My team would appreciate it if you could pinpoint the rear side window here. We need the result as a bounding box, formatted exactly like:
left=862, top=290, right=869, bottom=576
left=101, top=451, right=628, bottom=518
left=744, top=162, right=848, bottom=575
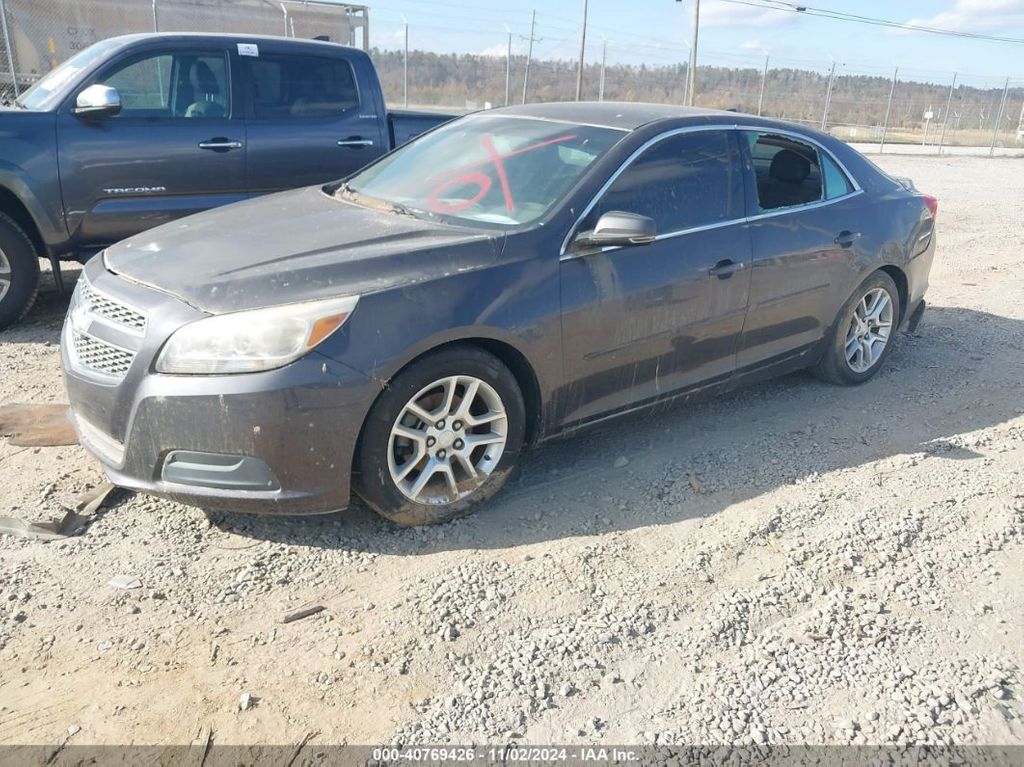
left=581, top=130, right=740, bottom=234
left=245, top=54, right=358, bottom=119
left=746, top=132, right=824, bottom=211
left=821, top=152, right=853, bottom=199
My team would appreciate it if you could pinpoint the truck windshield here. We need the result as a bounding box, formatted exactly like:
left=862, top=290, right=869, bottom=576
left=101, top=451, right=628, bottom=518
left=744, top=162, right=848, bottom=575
left=15, top=39, right=122, bottom=111
left=339, top=114, right=624, bottom=227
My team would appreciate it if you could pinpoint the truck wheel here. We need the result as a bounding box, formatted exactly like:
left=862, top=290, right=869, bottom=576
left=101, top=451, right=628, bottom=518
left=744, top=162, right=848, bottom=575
left=354, top=345, right=526, bottom=526
left=0, top=213, right=41, bottom=331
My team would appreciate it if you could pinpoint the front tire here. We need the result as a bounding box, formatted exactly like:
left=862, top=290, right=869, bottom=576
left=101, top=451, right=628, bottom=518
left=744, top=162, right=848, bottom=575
left=354, top=346, right=526, bottom=526
left=0, top=213, right=41, bottom=331
left=814, top=270, right=900, bottom=385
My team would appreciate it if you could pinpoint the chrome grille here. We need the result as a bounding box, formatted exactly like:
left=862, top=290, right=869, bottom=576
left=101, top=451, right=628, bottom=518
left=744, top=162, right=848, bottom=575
left=81, top=279, right=148, bottom=334
left=72, top=331, right=136, bottom=379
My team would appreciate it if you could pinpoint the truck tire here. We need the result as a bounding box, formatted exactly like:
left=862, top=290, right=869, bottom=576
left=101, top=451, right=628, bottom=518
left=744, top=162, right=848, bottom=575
left=0, top=213, right=41, bottom=331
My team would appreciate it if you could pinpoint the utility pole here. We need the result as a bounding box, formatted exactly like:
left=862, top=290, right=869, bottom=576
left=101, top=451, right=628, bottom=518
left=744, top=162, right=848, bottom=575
left=504, top=25, right=512, bottom=107
left=687, top=0, right=700, bottom=106
left=402, top=16, right=409, bottom=108
left=757, top=54, right=769, bottom=116
left=599, top=35, right=607, bottom=101
left=879, top=66, right=897, bottom=153
left=522, top=9, right=535, bottom=104
left=820, top=60, right=836, bottom=131
left=937, top=72, right=957, bottom=155
left=990, top=76, right=1010, bottom=156
left=575, top=0, right=588, bottom=101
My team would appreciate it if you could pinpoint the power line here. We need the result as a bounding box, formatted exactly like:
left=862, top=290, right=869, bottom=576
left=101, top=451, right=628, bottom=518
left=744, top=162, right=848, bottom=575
left=719, top=0, right=1024, bottom=45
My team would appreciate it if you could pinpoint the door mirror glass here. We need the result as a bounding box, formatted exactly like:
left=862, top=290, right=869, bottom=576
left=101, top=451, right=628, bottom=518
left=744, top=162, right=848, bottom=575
left=576, top=211, right=657, bottom=248
left=74, top=84, right=122, bottom=118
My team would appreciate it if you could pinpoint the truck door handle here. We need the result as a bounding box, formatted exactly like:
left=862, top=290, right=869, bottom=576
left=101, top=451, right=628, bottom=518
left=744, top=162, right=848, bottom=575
left=337, top=137, right=374, bottom=149
left=709, top=259, right=744, bottom=279
left=834, top=230, right=861, bottom=248
left=198, top=138, right=243, bottom=151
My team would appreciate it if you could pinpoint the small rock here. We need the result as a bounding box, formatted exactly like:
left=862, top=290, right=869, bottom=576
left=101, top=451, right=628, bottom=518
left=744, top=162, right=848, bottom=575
left=239, top=692, right=255, bottom=711
left=108, top=575, right=142, bottom=590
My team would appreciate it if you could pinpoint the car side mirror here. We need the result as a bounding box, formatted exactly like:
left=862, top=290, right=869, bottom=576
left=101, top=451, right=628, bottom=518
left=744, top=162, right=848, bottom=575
left=74, top=84, right=122, bottom=119
left=574, top=211, right=657, bottom=249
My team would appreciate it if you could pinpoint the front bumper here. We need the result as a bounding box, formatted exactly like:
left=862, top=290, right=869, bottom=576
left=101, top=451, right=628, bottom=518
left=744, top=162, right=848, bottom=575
left=61, top=259, right=380, bottom=515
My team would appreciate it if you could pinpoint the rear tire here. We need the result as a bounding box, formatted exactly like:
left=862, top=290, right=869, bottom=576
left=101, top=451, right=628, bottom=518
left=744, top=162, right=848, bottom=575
left=0, top=213, right=41, bottom=331
left=813, top=270, right=901, bottom=385
left=354, top=345, right=526, bottom=526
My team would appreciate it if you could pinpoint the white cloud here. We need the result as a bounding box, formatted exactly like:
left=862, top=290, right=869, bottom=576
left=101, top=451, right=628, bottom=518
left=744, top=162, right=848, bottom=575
left=478, top=43, right=513, bottom=58
left=699, top=0, right=798, bottom=28
left=905, top=0, right=1024, bottom=33
left=740, top=38, right=765, bottom=51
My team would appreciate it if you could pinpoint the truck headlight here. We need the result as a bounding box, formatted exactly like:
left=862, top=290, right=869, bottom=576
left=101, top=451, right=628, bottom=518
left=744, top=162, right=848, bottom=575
left=155, top=295, right=359, bottom=375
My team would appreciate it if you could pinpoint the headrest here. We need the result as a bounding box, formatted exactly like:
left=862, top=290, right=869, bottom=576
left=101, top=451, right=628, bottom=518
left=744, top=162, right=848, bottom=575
left=190, top=61, right=219, bottom=96
left=769, top=149, right=811, bottom=184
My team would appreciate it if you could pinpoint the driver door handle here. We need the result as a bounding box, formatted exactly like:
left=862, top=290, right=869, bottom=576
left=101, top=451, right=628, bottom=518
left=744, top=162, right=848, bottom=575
left=337, top=137, right=374, bottom=148
left=198, top=138, right=243, bottom=151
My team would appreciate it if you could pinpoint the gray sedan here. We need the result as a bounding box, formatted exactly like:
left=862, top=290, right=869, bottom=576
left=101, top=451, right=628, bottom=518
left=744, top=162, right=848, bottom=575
left=61, top=103, right=936, bottom=525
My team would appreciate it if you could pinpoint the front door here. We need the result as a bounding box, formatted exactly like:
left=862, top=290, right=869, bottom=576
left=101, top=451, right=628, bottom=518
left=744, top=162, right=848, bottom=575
left=240, top=48, right=386, bottom=193
left=558, top=129, right=753, bottom=426
left=57, top=44, right=247, bottom=249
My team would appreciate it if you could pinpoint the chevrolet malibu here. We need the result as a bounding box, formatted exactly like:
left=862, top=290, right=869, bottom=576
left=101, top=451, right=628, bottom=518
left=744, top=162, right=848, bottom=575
left=61, top=103, right=936, bottom=526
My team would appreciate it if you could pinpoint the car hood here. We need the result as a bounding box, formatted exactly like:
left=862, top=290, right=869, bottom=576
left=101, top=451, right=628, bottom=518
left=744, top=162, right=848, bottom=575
left=104, top=186, right=504, bottom=314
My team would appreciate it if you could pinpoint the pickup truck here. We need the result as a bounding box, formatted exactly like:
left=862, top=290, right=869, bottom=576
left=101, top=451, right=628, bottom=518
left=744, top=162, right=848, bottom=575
left=0, top=32, right=453, bottom=329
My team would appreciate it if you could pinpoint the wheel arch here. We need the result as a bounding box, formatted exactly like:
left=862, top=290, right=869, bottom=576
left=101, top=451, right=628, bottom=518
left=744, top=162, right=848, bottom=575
left=877, top=263, right=909, bottom=324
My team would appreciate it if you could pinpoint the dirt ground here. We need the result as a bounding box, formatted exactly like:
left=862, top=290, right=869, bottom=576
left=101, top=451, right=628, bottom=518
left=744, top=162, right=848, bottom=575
left=0, top=155, right=1022, bottom=750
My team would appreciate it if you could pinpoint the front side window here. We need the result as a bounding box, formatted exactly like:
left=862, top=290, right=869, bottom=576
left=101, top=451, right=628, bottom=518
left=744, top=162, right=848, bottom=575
left=246, top=55, right=359, bottom=119
left=98, top=51, right=230, bottom=119
left=341, top=114, right=624, bottom=227
left=746, top=132, right=824, bottom=211
left=580, top=130, right=739, bottom=235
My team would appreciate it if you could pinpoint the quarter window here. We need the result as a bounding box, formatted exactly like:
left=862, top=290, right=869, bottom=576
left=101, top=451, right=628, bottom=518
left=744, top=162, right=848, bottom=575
left=746, top=132, right=824, bottom=211
left=821, top=152, right=853, bottom=199
left=581, top=130, right=739, bottom=234
left=245, top=54, right=359, bottom=119
left=99, top=51, right=230, bottom=119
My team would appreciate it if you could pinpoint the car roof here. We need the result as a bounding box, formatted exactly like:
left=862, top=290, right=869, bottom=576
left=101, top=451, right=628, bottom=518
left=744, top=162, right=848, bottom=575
left=491, top=102, right=741, bottom=131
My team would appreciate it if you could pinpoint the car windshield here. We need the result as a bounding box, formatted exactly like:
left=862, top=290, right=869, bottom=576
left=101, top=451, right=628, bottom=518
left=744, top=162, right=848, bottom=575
left=339, top=114, right=625, bottom=227
left=15, top=39, right=122, bottom=110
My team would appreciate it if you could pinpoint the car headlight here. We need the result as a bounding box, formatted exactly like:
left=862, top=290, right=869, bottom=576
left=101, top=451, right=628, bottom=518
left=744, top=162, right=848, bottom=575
left=155, top=295, right=359, bottom=375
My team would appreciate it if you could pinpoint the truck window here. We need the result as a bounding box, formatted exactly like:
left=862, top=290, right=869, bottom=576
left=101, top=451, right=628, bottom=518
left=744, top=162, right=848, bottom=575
left=245, top=54, right=359, bottom=119
left=98, top=51, right=230, bottom=119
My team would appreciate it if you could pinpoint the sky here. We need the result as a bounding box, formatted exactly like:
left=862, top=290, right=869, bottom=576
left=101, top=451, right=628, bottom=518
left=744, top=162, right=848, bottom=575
left=360, top=0, right=1024, bottom=85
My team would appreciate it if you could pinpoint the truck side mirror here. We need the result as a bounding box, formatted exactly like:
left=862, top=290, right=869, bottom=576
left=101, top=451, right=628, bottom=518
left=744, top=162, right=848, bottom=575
left=74, top=84, right=122, bottom=119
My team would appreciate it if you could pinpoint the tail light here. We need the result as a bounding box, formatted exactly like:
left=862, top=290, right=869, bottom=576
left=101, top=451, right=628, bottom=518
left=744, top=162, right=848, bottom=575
left=921, top=194, right=938, bottom=219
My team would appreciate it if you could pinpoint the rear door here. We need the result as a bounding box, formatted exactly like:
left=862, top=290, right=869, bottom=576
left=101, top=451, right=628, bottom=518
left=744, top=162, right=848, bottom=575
left=57, top=43, right=246, bottom=249
left=736, top=130, right=866, bottom=369
left=558, top=129, right=752, bottom=425
left=240, top=46, right=386, bottom=193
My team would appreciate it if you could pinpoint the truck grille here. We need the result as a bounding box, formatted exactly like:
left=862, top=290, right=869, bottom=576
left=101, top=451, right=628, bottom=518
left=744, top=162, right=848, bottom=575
left=72, top=331, right=136, bottom=379
left=81, top=279, right=148, bottom=334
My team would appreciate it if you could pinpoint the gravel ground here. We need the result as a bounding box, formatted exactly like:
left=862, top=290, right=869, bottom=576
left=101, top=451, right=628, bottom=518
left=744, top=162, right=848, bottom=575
left=0, top=155, right=1022, bottom=748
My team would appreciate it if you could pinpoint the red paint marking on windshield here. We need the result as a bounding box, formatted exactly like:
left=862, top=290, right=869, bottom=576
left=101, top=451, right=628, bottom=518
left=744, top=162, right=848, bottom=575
left=481, top=135, right=514, bottom=212
left=425, top=171, right=493, bottom=214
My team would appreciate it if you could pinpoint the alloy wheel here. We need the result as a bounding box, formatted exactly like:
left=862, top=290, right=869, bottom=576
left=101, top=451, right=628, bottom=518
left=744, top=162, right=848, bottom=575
left=845, top=287, right=893, bottom=373
left=387, top=375, right=508, bottom=505
left=0, top=249, right=10, bottom=304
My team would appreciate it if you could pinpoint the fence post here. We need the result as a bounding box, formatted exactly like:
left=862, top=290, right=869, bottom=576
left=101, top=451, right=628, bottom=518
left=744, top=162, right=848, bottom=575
left=757, top=54, right=768, bottom=116
left=522, top=9, right=535, bottom=104
left=989, top=77, right=1010, bottom=157
left=937, top=72, right=956, bottom=155
left=879, top=66, right=897, bottom=154
left=0, top=0, right=18, bottom=97
left=820, top=61, right=836, bottom=131
left=152, top=0, right=159, bottom=31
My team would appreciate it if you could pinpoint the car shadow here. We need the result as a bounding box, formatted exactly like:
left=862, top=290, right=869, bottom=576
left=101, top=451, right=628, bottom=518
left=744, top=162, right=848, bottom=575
left=207, top=304, right=1024, bottom=555
left=0, top=263, right=80, bottom=344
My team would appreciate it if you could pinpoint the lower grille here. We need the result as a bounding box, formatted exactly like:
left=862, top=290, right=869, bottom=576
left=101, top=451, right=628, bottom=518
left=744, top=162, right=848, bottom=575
left=73, top=331, right=136, bottom=380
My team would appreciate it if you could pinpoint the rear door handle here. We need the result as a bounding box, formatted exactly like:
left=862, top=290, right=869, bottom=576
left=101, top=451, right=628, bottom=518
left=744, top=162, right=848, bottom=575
left=198, top=138, right=243, bottom=151
left=709, top=259, right=744, bottom=279
left=337, top=137, right=374, bottom=149
left=834, top=230, right=861, bottom=248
